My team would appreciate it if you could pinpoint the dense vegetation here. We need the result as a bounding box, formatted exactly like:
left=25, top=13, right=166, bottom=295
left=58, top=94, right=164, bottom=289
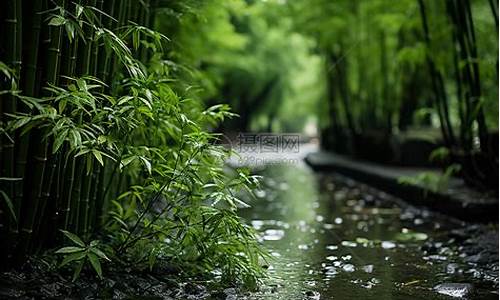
left=0, top=0, right=266, bottom=286
left=167, top=0, right=498, bottom=188
left=0, top=0, right=497, bottom=287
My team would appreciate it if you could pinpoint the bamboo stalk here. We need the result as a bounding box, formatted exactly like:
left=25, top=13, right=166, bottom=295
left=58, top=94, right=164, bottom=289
left=97, top=0, right=116, bottom=85
left=67, top=157, right=84, bottom=232
left=14, top=0, right=43, bottom=238
left=87, top=161, right=101, bottom=233
left=463, top=0, right=488, bottom=152
left=2, top=0, right=22, bottom=226
left=78, top=158, right=93, bottom=236
left=418, top=0, right=455, bottom=148
left=30, top=149, right=58, bottom=251
left=61, top=152, right=76, bottom=229
left=17, top=0, right=65, bottom=258
left=1, top=0, right=22, bottom=264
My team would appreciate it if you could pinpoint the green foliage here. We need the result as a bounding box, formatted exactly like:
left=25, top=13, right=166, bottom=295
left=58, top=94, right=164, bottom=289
left=157, top=0, right=323, bottom=133
left=429, top=147, right=450, bottom=163
left=398, top=164, right=461, bottom=195
left=0, top=0, right=267, bottom=287
left=56, top=230, right=110, bottom=281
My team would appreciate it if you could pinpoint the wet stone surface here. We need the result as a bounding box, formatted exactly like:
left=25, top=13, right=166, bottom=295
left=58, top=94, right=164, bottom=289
left=237, top=163, right=498, bottom=300
left=433, top=283, right=474, bottom=298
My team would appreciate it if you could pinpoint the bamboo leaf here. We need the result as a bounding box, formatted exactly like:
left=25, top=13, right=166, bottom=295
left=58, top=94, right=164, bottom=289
left=76, top=4, right=84, bottom=18
left=120, top=156, right=136, bottom=169
left=72, top=259, right=85, bottom=282
left=0, top=190, right=17, bottom=223
left=55, top=246, right=85, bottom=254
left=139, top=156, right=152, bottom=174
left=60, top=251, right=86, bottom=267
left=92, top=150, right=104, bottom=166
left=53, top=128, right=69, bottom=154
left=90, top=247, right=111, bottom=261
left=87, top=253, right=103, bottom=279
left=49, top=15, right=66, bottom=26
left=61, top=230, right=85, bottom=247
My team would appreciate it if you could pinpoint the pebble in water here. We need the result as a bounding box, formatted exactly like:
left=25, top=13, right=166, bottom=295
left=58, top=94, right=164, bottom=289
left=362, top=265, right=374, bottom=273
left=342, top=264, right=356, bottom=272
left=433, top=283, right=474, bottom=298
left=446, top=263, right=459, bottom=274
left=341, top=241, right=357, bottom=248
left=325, top=245, right=338, bottom=250
left=381, top=241, right=396, bottom=249
left=324, top=266, right=338, bottom=277
left=305, top=290, right=321, bottom=299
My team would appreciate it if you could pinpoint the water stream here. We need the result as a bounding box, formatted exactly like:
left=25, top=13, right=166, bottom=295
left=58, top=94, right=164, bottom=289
left=236, top=160, right=497, bottom=300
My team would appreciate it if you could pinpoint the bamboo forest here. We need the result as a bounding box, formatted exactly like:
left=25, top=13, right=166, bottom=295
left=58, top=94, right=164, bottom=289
left=0, top=0, right=498, bottom=299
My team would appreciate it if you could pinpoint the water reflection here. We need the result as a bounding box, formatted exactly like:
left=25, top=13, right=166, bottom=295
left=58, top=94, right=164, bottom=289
left=238, top=163, right=497, bottom=300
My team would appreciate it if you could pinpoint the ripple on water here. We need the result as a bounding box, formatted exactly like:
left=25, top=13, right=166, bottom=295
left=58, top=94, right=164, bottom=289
left=341, top=241, right=357, bottom=248
left=325, top=245, right=338, bottom=250
left=263, top=229, right=285, bottom=241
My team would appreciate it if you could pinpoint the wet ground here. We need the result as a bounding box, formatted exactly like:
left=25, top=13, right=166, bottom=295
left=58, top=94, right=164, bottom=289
left=1, top=144, right=498, bottom=299
left=237, top=161, right=498, bottom=300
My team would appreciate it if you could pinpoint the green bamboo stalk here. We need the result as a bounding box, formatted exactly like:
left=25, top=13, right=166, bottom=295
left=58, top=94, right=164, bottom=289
left=2, top=0, right=22, bottom=224
left=44, top=149, right=64, bottom=246
left=14, top=0, right=43, bottom=236
left=30, top=150, right=58, bottom=251
left=93, top=159, right=106, bottom=227
left=87, top=161, right=101, bottom=233
left=97, top=0, right=116, bottom=85
left=75, top=1, right=95, bottom=76
left=16, top=0, right=65, bottom=258
left=1, top=0, right=22, bottom=264
left=60, top=5, right=79, bottom=82
left=110, top=0, right=129, bottom=90
left=139, top=0, right=150, bottom=61
left=463, top=0, right=488, bottom=152
left=78, top=158, right=93, bottom=236
left=61, top=152, right=76, bottom=229
left=417, top=0, right=455, bottom=148
left=66, top=157, right=84, bottom=232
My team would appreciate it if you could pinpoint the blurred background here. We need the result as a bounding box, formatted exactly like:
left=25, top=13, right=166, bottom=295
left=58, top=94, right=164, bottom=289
left=158, top=0, right=498, bottom=190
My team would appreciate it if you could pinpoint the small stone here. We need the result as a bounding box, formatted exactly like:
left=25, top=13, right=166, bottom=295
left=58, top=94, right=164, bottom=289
left=223, top=288, right=237, bottom=295
left=362, top=265, right=374, bottom=273
left=465, top=252, right=491, bottom=265
left=342, top=264, right=355, bottom=272
left=446, top=263, right=459, bottom=274
left=341, top=241, right=357, bottom=248
left=305, top=290, right=321, bottom=299
left=433, top=283, right=474, bottom=298
left=381, top=241, right=396, bottom=249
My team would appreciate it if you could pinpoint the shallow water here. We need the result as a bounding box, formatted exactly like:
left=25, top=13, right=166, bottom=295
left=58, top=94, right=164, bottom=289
left=238, top=162, right=498, bottom=300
